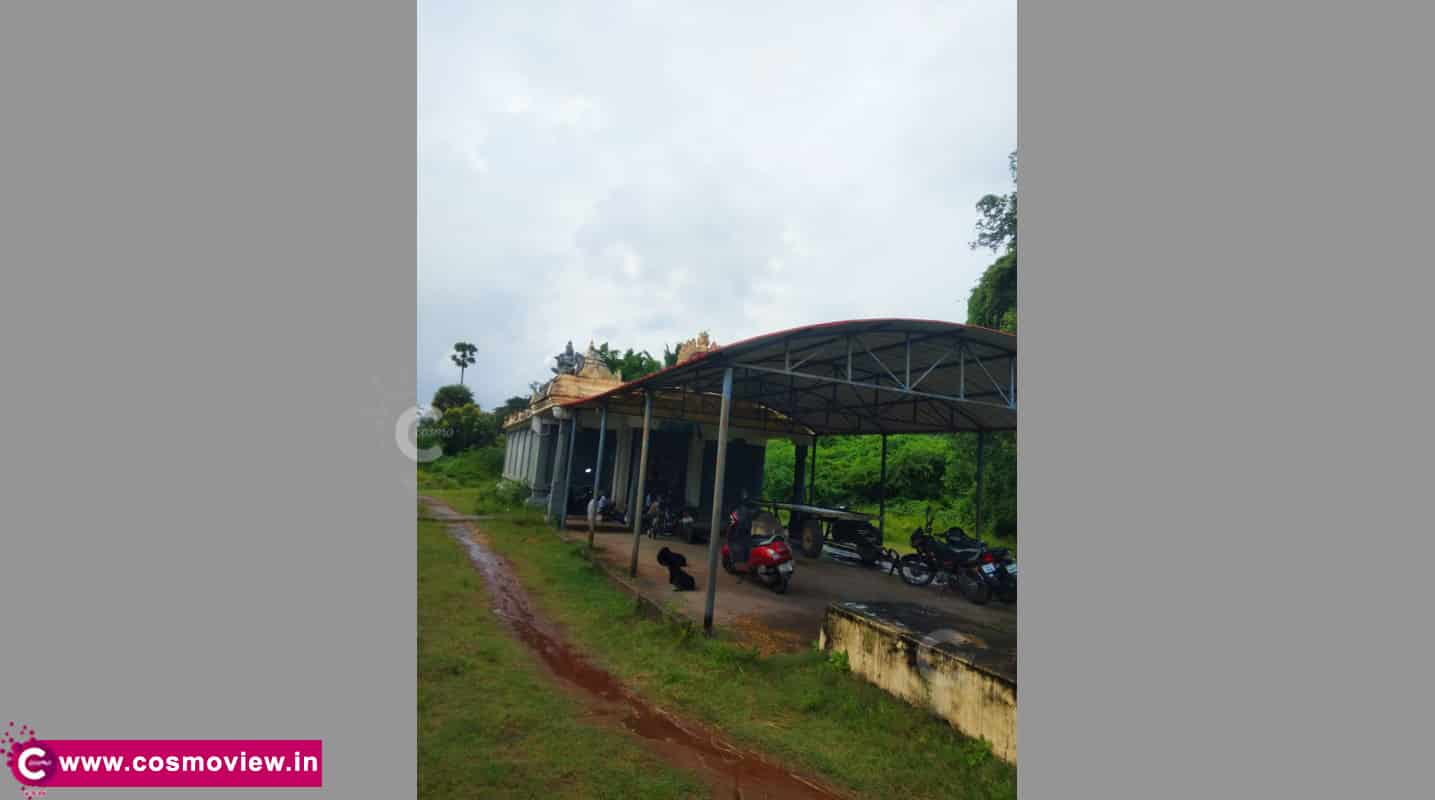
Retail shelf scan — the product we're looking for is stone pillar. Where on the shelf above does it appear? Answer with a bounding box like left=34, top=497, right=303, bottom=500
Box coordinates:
left=530, top=422, right=558, bottom=506
left=548, top=416, right=577, bottom=528
left=685, top=425, right=704, bottom=507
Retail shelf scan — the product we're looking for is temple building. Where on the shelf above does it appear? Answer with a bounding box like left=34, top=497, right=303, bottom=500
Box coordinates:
left=500, top=334, right=779, bottom=528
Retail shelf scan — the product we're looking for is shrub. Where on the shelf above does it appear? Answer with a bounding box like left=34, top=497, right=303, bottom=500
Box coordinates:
left=475, top=479, right=531, bottom=514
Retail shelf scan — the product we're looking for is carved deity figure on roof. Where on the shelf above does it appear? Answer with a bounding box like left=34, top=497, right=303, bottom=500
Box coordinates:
left=676, top=330, right=718, bottom=364
left=553, top=340, right=584, bottom=375
left=577, top=341, right=618, bottom=380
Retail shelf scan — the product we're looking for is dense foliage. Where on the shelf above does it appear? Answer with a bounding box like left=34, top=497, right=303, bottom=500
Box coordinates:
left=591, top=340, right=685, bottom=381
left=430, top=383, right=475, bottom=413
left=966, top=250, right=1016, bottom=333
left=418, top=385, right=502, bottom=458
left=498, top=395, right=530, bottom=419
left=763, top=433, right=1015, bottom=540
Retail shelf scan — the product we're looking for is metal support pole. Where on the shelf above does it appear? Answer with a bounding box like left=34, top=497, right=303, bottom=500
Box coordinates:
left=588, top=404, right=608, bottom=548
left=702, top=368, right=735, bottom=635
left=808, top=436, right=818, bottom=503
left=789, top=442, right=808, bottom=538
left=628, top=392, right=653, bottom=577
left=904, top=334, right=911, bottom=389
left=958, top=341, right=966, bottom=399
left=879, top=433, right=888, bottom=540
left=974, top=430, right=987, bottom=539
left=1009, top=355, right=1016, bottom=408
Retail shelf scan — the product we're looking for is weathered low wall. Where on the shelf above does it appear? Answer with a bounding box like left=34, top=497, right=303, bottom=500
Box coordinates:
left=818, top=602, right=1016, bottom=763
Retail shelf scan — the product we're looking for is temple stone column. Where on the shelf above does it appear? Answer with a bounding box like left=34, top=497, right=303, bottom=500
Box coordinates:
left=610, top=418, right=630, bottom=508
left=530, top=421, right=558, bottom=505
left=685, top=425, right=704, bottom=507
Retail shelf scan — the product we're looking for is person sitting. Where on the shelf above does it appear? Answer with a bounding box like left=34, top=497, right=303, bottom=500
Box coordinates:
left=656, top=547, right=696, bottom=591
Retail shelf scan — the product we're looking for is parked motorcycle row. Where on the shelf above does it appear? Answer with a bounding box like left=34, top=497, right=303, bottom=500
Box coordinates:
left=896, top=507, right=1017, bottom=605
left=576, top=487, right=1014, bottom=606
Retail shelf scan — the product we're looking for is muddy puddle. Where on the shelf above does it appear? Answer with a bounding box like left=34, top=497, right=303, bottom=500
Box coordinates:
left=445, top=522, right=845, bottom=800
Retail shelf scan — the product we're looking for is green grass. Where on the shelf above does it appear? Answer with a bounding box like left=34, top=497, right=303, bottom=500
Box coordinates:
left=419, top=449, right=531, bottom=516
left=421, top=487, right=484, bottom=514
left=466, top=507, right=1017, bottom=800
left=418, top=517, right=706, bottom=799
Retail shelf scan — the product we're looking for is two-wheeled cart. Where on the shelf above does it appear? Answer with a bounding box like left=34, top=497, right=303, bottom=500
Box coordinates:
left=764, top=501, right=897, bottom=566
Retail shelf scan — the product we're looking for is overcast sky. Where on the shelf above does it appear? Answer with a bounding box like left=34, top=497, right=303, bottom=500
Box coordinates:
left=418, top=1, right=1015, bottom=411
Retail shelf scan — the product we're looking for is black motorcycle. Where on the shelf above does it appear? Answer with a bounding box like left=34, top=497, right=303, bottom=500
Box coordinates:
left=896, top=509, right=995, bottom=605
left=944, top=527, right=1018, bottom=605
left=984, top=544, right=1018, bottom=604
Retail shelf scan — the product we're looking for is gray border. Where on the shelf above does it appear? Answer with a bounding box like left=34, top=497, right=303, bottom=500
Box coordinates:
left=0, top=3, right=414, bottom=797
left=1021, top=1, right=1432, bottom=795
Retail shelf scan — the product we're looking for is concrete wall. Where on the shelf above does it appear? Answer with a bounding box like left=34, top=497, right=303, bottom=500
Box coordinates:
left=818, top=604, right=1017, bottom=764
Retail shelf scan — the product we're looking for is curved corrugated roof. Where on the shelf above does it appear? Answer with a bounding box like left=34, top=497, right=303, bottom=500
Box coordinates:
left=561, top=318, right=1015, bottom=435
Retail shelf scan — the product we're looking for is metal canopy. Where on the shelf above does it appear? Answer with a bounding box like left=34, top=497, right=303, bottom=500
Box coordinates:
left=563, top=318, right=1015, bottom=435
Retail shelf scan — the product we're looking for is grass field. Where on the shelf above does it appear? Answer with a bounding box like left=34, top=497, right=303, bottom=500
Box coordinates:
left=420, top=487, right=484, bottom=515
left=459, top=506, right=1017, bottom=800
left=418, top=516, right=707, bottom=799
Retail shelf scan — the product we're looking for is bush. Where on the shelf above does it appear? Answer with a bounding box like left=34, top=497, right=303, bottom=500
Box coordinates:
left=475, top=479, right=531, bottom=514
left=417, top=445, right=507, bottom=490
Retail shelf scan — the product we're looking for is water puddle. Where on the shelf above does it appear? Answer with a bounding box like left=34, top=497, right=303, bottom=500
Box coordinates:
left=446, top=522, right=845, bottom=800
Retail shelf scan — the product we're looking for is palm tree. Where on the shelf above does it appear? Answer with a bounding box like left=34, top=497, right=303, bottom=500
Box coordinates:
left=450, top=342, right=477, bottom=385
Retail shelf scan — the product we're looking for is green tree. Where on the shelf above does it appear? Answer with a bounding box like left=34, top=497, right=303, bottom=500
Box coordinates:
left=450, top=341, right=477, bottom=385
left=971, top=150, right=1017, bottom=254
left=498, top=395, right=530, bottom=419
left=593, top=342, right=664, bottom=381
left=431, top=384, right=475, bottom=413
left=966, top=250, right=1017, bottom=332
left=436, top=404, right=499, bottom=456
left=966, top=150, right=1017, bottom=333
left=958, top=149, right=1018, bottom=538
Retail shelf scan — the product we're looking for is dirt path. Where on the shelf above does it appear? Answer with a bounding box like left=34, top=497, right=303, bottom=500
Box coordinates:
left=423, top=499, right=847, bottom=800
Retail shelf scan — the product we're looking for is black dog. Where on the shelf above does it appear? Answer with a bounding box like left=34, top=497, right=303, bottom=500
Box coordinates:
left=656, top=547, right=696, bottom=591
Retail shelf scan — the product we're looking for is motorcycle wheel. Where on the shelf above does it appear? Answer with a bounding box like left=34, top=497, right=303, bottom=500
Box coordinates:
left=998, top=585, right=1017, bottom=604
left=898, top=554, right=936, bottom=586
left=774, top=573, right=790, bottom=594
left=956, top=572, right=992, bottom=605
left=721, top=552, right=736, bottom=575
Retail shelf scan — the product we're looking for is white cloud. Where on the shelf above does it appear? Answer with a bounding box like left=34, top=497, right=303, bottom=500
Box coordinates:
left=418, top=0, right=1015, bottom=410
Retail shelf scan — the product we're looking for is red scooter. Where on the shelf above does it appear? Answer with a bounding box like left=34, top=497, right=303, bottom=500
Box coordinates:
left=720, top=505, right=795, bottom=594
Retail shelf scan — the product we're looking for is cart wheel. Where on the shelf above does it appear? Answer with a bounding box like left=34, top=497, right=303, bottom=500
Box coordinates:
left=799, top=518, right=824, bottom=558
